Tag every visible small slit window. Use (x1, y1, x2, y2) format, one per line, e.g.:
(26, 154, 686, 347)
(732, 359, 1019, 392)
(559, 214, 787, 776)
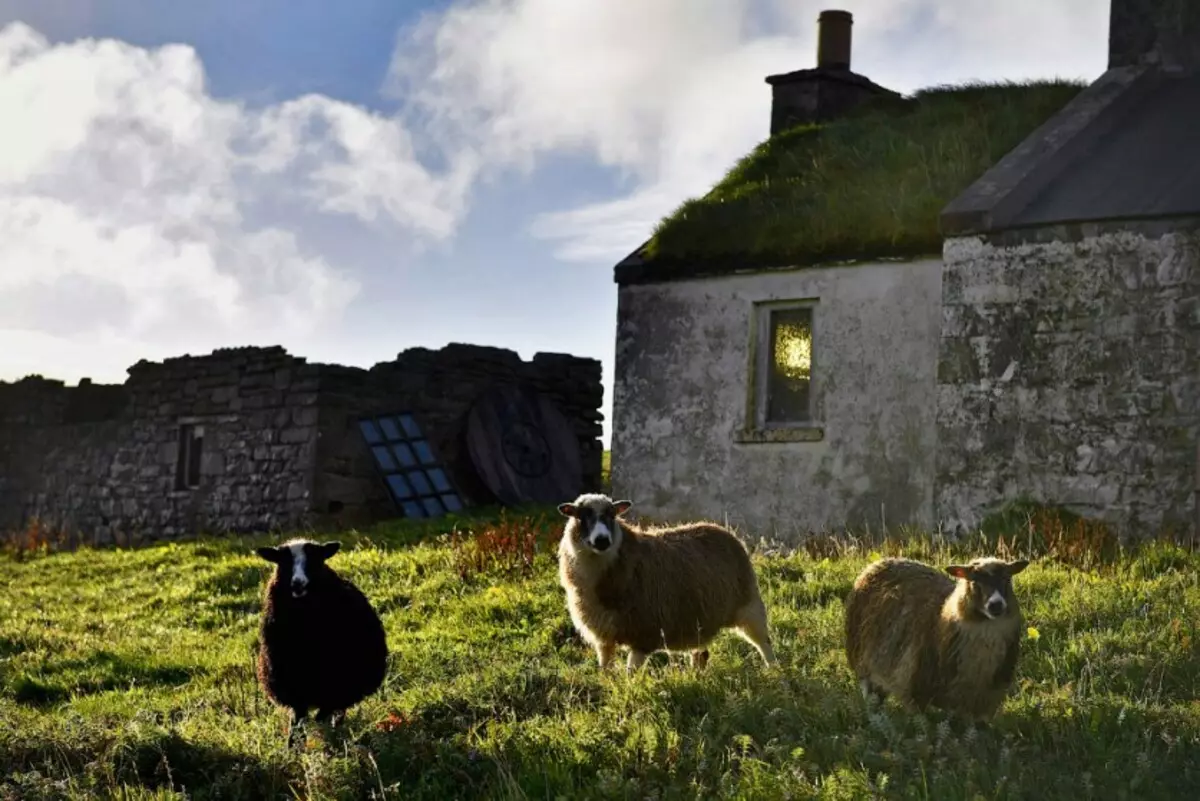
(175, 423, 204, 490)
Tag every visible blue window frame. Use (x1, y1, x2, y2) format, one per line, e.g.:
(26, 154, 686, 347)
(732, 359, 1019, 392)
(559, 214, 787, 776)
(357, 413, 464, 519)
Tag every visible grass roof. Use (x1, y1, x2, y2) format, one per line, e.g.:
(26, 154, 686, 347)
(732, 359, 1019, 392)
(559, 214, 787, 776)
(641, 80, 1086, 272)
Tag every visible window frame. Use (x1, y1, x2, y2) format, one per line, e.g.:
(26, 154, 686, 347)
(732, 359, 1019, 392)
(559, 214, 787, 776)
(739, 298, 825, 444)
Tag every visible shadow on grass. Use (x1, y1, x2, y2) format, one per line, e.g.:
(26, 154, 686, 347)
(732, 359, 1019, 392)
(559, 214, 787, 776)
(0, 729, 291, 801)
(9, 650, 201, 706)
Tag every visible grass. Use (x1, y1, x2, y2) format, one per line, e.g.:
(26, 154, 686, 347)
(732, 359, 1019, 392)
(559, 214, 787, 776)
(2, 505, 1199, 800)
(643, 80, 1086, 272)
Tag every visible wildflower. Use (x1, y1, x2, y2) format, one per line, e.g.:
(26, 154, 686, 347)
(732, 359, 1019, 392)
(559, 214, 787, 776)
(1026, 626, 1041, 641)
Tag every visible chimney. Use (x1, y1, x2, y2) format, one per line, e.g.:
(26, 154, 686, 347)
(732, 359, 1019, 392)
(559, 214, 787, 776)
(817, 10, 853, 71)
(764, 9, 899, 136)
(1109, 0, 1200, 71)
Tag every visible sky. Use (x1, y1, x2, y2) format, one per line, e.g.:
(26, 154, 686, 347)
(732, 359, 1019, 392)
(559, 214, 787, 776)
(0, 1, 1112, 445)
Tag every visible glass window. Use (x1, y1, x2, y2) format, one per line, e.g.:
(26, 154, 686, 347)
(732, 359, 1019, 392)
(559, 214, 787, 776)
(765, 307, 813, 424)
(379, 417, 401, 441)
(427, 467, 452, 493)
(412, 439, 435, 465)
(358, 419, 382, 444)
(386, 474, 414, 499)
(392, 442, 416, 467)
(407, 470, 432, 496)
(398, 414, 422, 438)
(371, 446, 397, 471)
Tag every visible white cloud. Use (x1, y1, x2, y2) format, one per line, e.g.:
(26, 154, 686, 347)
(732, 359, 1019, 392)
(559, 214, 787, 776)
(0, 22, 470, 384)
(391, 0, 1109, 264)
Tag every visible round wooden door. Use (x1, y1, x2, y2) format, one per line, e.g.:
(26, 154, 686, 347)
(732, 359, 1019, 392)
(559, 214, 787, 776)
(465, 384, 582, 505)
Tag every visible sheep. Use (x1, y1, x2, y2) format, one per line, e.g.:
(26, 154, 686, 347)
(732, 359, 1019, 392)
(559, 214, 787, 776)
(556, 493, 777, 672)
(844, 555, 1029, 721)
(254, 538, 388, 745)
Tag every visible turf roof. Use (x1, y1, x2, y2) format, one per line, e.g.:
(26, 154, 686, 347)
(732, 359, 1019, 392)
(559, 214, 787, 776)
(625, 80, 1086, 281)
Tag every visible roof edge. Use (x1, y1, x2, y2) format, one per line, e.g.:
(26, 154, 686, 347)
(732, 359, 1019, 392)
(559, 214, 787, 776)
(939, 65, 1157, 237)
(613, 246, 940, 286)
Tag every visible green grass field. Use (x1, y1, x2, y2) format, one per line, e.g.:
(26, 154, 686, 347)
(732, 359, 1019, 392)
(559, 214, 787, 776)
(2, 506, 1199, 800)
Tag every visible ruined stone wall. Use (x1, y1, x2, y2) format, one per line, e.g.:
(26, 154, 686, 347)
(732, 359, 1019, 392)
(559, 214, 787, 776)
(936, 228, 1200, 540)
(0, 347, 321, 543)
(611, 259, 944, 540)
(312, 343, 605, 529)
(1, 342, 604, 542)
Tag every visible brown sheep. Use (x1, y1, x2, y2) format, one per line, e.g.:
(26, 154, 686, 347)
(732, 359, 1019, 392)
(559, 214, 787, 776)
(844, 555, 1029, 721)
(556, 493, 777, 672)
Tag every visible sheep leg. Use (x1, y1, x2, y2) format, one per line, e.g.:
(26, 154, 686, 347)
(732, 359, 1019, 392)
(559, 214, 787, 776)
(626, 649, 648, 673)
(287, 707, 308, 747)
(733, 599, 778, 667)
(595, 640, 617, 670)
(314, 708, 343, 728)
(690, 649, 710, 670)
(859, 679, 888, 707)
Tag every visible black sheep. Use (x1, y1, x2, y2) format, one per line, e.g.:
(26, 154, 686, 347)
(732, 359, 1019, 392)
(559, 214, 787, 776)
(254, 538, 388, 745)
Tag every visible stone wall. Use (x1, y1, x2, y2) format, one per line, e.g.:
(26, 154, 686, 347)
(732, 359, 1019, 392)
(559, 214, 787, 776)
(0, 347, 320, 544)
(0, 342, 605, 542)
(611, 259, 943, 540)
(312, 343, 605, 530)
(936, 227, 1200, 540)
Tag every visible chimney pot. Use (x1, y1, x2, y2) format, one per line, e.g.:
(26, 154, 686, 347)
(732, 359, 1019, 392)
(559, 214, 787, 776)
(817, 9, 853, 71)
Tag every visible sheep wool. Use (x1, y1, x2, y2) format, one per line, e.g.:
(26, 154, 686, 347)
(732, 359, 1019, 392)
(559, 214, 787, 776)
(557, 493, 777, 672)
(255, 538, 388, 744)
(844, 555, 1029, 721)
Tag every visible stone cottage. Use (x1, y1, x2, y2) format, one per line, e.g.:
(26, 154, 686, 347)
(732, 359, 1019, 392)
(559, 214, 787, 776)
(610, 0, 1200, 541)
(0, 343, 603, 543)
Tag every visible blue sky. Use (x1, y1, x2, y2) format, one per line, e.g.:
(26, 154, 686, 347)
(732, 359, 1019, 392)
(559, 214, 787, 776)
(0, 1, 1110, 444)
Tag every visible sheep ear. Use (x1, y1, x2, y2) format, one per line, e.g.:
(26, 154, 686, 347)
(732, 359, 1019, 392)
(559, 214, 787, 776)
(256, 546, 281, 563)
(1007, 558, 1029, 575)
(613, 500, 633, 516)
(945, 564, 971, 580)
(319, 541, 341, 559)
(557, 503, 578, 518)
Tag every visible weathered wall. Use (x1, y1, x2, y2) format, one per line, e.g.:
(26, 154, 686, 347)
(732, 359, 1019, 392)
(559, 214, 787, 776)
(0, 347, 320, 544)
(936, 228, 1200, 540)
(1, 342, 606, 542)
(611, 258, 943, 540)
(313, 343, 605, 529)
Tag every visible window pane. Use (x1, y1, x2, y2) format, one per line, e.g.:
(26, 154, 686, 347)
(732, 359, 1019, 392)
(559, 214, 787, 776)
(378, 417, 401, 440)
(441, 493, 462, 512)
(392, 443, 416, 467)
(422, 496, 445, 517)
(412, 439, 435, 465)
(358, 420, 383, 444)
(427, 467, 452, 493)
(398, 414, 422, 439)
(766, 308, 813, 423)
(401, 500, 425, 519)
(371, 446, 397, 471)
(407, 470, 432, 496)
(386, 474, 414, 500)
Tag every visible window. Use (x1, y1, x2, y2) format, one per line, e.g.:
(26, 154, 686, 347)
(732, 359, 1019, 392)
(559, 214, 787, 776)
(358, 413, 464, 519)
(743, 301, 821, 442)
(175, 423, 204, 490)
(765, 306, 814, 423)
